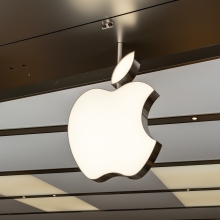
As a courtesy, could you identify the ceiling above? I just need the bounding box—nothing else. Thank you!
[1,0,220,219]
[0,0,220,91]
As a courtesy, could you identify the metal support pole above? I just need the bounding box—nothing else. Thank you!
[117,42,123,63]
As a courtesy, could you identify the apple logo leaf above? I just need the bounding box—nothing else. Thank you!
[111,51,141,89]
[68,51,162,182]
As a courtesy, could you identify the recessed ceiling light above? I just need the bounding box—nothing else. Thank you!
[192,117,197,121]
[53,194,56,197]
[22,196,26,199]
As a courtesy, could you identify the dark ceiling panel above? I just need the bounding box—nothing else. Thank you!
[0,44,220,103]
[0,0,220,90]
[0,0,170,45]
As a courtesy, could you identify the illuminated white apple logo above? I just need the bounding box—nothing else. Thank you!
[68,52,162,182]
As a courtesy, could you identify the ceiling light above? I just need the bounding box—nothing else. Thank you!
[0,175,62,196]
[152,165,220,207]
[18,197,97,212]
[152,164,220,189]
[0,175,97,211]
[192,117,197,121]
[53,195,56,197]
[174,190,220,207]
[101,19,114,30]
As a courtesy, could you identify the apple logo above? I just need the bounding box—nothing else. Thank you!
[68,51,162,182]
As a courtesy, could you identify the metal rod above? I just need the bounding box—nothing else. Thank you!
[117,42,123,63]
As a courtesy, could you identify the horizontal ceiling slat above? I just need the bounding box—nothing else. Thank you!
[0,187,220,200]
[0,112,220,136]
[0,159,219,176]
[1,205,220,216]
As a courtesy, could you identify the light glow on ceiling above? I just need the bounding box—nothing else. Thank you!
[152,164,220,189]
[152,165,220,207]
[17,197,97,212]
[174,190,220,207]
[192,117,198,121]
[0,175,97,211]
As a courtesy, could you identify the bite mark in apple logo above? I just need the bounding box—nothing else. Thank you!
[68,52,162,182]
